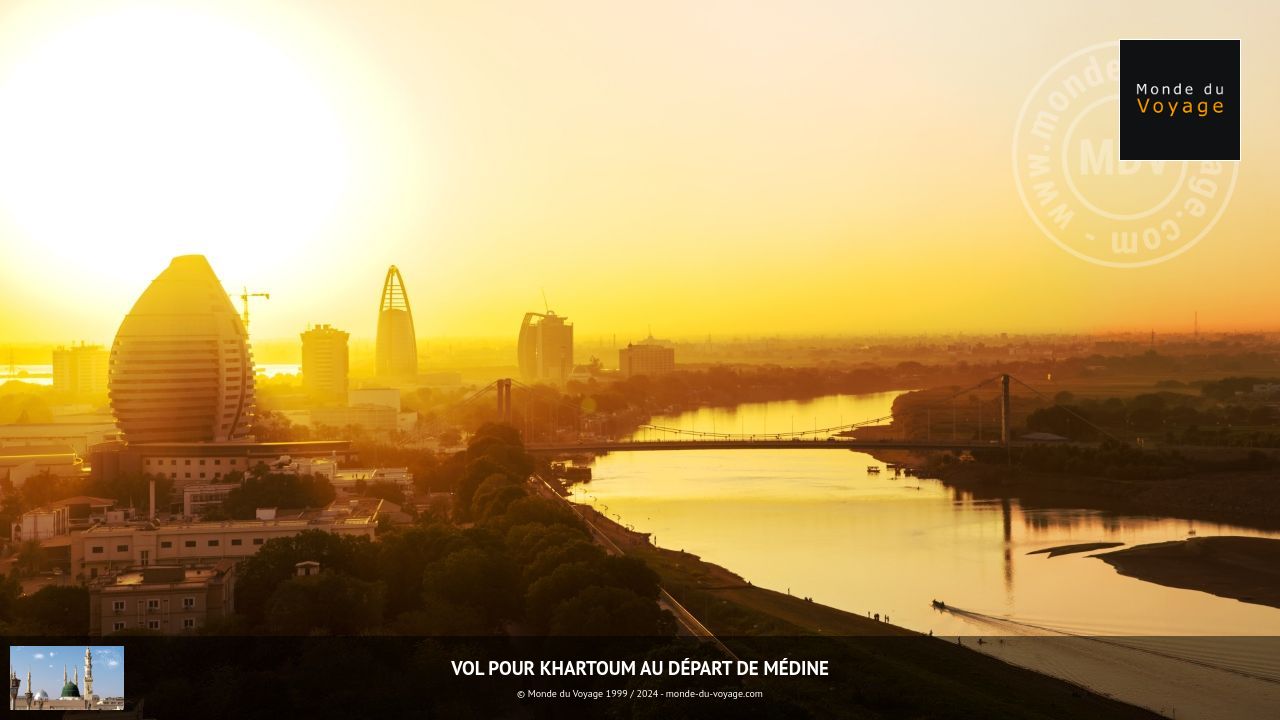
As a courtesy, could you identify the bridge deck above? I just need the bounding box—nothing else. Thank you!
[527,439,1051,452]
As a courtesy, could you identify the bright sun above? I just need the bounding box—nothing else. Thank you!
[0,5,350,285]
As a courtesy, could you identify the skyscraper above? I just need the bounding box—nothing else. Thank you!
[300,324,350,402]
[375,265,418,379]
[517,312,574,383]
[108,255,255,443]
[52,342,109,396]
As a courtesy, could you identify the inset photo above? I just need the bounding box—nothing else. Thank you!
[8,645,124,711]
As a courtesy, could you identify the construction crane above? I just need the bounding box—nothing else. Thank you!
[238,287,270,331]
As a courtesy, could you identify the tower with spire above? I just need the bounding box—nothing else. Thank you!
[8,667,19,711]
[84,646,94,700]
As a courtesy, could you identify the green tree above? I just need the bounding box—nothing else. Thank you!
[364,480,405,505]
[14,585,89,635]
[222,472,336,519]
[549,586,675,636]
[421,546,519,631]
[265,573,385,635]
[234,530,378,625]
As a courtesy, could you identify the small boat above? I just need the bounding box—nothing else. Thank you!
[866,465,881,474]
[931,599,947,610]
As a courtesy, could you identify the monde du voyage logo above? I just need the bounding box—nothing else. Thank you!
[1013,40,1240,268]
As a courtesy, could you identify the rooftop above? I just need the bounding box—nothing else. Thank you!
[95,560,235,589]
[78,498,384,534]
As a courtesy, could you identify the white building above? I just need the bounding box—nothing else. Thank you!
[348,387,400,411]
[332,467,414,495]
[52,343,110,396]
[10,496,114,544]
[71,498,387,580]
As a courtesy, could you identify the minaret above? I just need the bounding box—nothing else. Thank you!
[84,646,93,699]
[73,666,78,691]
[25,669,32,708]
[63,665,67,686]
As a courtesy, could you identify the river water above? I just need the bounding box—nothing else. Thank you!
[583,391,1280,718]
[0,362,300,386]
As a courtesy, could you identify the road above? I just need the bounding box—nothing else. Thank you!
[531,473,738,660]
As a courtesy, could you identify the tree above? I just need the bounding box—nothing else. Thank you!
[234,530,378,625]
[470,474,525,522]
[494,497,584,532]
[265,573,385,635]
[0,572,20,626]
[421,546,519,630]
[14,540,45,577]
[364,481,406,505]
[549,586,675,636]
[221,472,336,520]
[14,585,89,635]
[525,561,602,627]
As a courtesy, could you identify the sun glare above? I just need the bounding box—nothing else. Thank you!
[0,5,350,286]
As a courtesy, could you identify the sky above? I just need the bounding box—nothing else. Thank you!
[0,0,1278,345]
[8,645,125,698]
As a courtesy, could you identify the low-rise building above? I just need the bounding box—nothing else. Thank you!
[332,466,414,495]
[88,562,236,635]
[181,483,240,519]
[348,387,401,411]
[10,496,114,544]
[0,450,88,488]
[89,439,354,487]
[70,498,386,580]
[310,404,417,434]
[0,421,119,455]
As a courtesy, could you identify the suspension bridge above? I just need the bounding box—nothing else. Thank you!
[455,372,1115,453]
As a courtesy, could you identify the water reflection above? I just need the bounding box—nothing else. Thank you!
[583,392,1280,638]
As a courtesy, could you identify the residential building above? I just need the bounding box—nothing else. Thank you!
[52,342,109,396]
[88,562,236,635]
[70,498,386,579]
[619,339,676,377]
[300,324,350,402]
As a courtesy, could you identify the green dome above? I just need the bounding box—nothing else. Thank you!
[60,681,81,698]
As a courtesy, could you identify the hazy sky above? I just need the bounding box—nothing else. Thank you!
[1,1,1277,344]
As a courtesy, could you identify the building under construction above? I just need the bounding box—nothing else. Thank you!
[517,311,574,383]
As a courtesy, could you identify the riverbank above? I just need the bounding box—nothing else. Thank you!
[576,504,1159,719]
[901,458,1280,530]
[1094,536,1280,610]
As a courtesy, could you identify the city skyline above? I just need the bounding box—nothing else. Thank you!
[0,1,1277,343]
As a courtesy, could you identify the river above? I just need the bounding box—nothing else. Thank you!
[582,391,1280,718]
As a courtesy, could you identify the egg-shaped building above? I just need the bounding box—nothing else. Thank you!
[108,255,255,443]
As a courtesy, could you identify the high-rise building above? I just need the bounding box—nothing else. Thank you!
[517,312,574,383]
[375,265,418,379]
[107,255,255,444]
[300,324,349,402]
[619,340,675,378]
[52,342,109,396]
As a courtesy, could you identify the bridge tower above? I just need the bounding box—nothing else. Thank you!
[1000,374,1011,446]
[496,378,513,422]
